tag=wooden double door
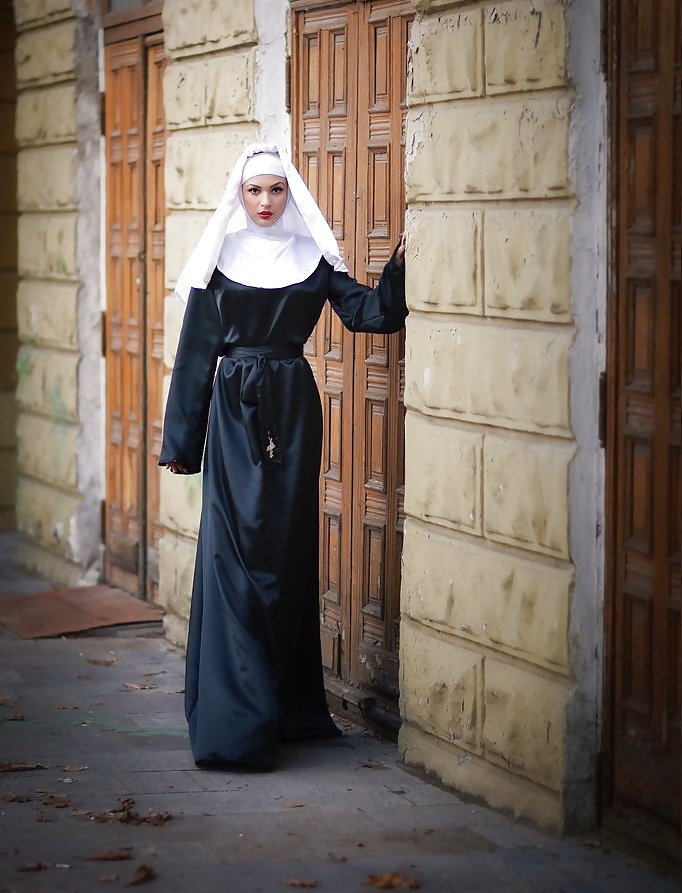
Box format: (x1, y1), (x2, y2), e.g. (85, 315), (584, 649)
(292, 0), (412, 721)
(104, 36), (166, 602)
(605, 0), (681, 856)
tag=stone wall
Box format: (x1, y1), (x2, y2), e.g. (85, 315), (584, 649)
(0, 0), (18, 531)
(399, 0), (600, 831)
(159, 0), (264, 646)
(13, 0), (101, 583)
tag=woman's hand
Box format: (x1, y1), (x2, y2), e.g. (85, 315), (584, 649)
(166, 461), (187, 475)
(394, 232), (407, 267)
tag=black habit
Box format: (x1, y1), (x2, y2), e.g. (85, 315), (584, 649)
(159, 254), (407, 769)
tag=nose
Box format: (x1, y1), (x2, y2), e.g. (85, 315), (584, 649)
(260, 192), (271, 208)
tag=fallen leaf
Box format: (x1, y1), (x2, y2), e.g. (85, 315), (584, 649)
(85, 849), (134, 862)
(2, 793), (33, 803)
(327, 852), (346, 862)
(582, 837), (602, 848)
(358, 760), (388, 770)
(143, 671), (166, 677)
(283, 802), (307, 809)
(8, 711), (25, 722)
(62, 765), (88, 772)
(363, 872), (421, 889)
(36, 815), (52, 823)
(87, 658), (116, 666)
(42, 793), (71, 808)
(283, 879), (318, 888)
(0, 761), (47, 774)
(123, 683), (158, 691)
(124, 864), (157, 886)
(0, 697), (15, 707)
(56, 705), (79, 710)
(18, 862), (50, 872)
(83, 797), (171, 826)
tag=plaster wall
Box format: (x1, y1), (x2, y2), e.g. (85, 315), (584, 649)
(399, 0), (604, 832)
(13, 0), (102, 583)
(159, 0), (290, 646)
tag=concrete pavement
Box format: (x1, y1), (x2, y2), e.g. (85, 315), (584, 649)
(0, 532), (677, 892)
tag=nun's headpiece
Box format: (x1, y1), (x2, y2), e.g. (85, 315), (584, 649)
(174, 143), (347, 301)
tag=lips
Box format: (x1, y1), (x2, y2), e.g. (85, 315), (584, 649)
(258, 211), (273, 219)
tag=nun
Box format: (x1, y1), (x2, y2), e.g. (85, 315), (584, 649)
(159, 143), (407, 770)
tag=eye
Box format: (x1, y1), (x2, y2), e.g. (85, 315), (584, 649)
(272, 186), (284, 194)
(246, 186), (260, 195)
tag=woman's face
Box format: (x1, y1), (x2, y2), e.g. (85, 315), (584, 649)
(241, 175), (289, 227)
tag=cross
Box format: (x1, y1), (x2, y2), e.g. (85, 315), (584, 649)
(266, 436), (276, 460)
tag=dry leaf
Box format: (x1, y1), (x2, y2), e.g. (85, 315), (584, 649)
(358, 760), (388, 770)
(0, 761), (47, 773)
(363, 872), (421, 889)
(18, 861), (50, 872)
(84, 797), (171, 826)
(124, 864), (157, 886)
(123, 683), (158, 691)
(42, 794), (71, 808)
(283, 879), (318, 888)
(62, 765), (88, 772)
(36, 815), (52, 823)
(3, 793), (33, 803)
(86, 849), (134, 862)
(87, 658), (116, 666)
(283, 802), (307, 809)
(582, 837), (602, 848)
(143, 671), (166, 677)
(8, 710), (25, 721)
(327, 852), (346, 862)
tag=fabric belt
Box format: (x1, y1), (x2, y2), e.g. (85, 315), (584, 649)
(220, 344), (303, 360)
(219, 344), (304, 470)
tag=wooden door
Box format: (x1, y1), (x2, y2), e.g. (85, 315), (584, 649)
(604, 0), (681, 857)
(104, 37), (167, 601)
(292, 0), (411, 721)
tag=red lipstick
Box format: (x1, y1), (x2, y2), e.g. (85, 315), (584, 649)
(258, 211), (273, 219)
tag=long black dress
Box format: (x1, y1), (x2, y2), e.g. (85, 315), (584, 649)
(159, 254), (407, 769)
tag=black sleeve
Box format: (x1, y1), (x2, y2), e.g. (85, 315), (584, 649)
(327, 251), (407, 334)
(158, 286), (222, 474)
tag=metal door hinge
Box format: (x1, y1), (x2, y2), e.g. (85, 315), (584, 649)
(598, 371), (608, 449)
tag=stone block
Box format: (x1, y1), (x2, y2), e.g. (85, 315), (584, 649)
(16, 412), (78, 488)
(411, 0), (474, 13)
(164, 50), (255, 130)
(165, 212), (212, 289)
(160, 463), (202, 538)
(16, 84), (77, 146)
(16, 21), (75, 87)
(17, 535), (81, 587)
(401, 518), (572, 669)
(483, 432), (575, 559)
(0, 104), (17, 153)
(18, 145), (76, 211)
(483, 207), (572, 321)
(0, 393), (18, 448)
(400, 619), (483, 752)
(165, 125), (258, 210)
(163, 0), (257, 59)
(405, 96), (570, 202)
(163, 611), (189, 649)
(409, 10), (483, 103)
(404, 412), (482, 535)
(158, 532), (195, 619)
(485, 0), (567, 94)
(163, 296), (187, 369)
(405, 208), (482, 314)
(483, 658), (571, 791)
(399, 723), (561, 830)
(15, 344), (79, 422)
(17, 280), (78, 348)
(16, 474), (79, 560)
(18, 213), (77, 279)
(404, 316), (572, 436)
(13, 0), (72, 28)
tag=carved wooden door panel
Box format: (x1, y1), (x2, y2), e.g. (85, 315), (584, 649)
(293, 0), (411, 718)
(104, 37), (166, 600)
(606, 0), (681, 853)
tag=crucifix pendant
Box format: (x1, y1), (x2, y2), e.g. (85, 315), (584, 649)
(266, 435), (276, 460)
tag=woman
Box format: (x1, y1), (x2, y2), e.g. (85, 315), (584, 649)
(159, 143), (407, 770)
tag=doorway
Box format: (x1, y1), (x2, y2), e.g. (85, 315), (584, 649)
(291, 0), (412, 724)
(603, 0), (681, 859)
(103, 34), (166, 603)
